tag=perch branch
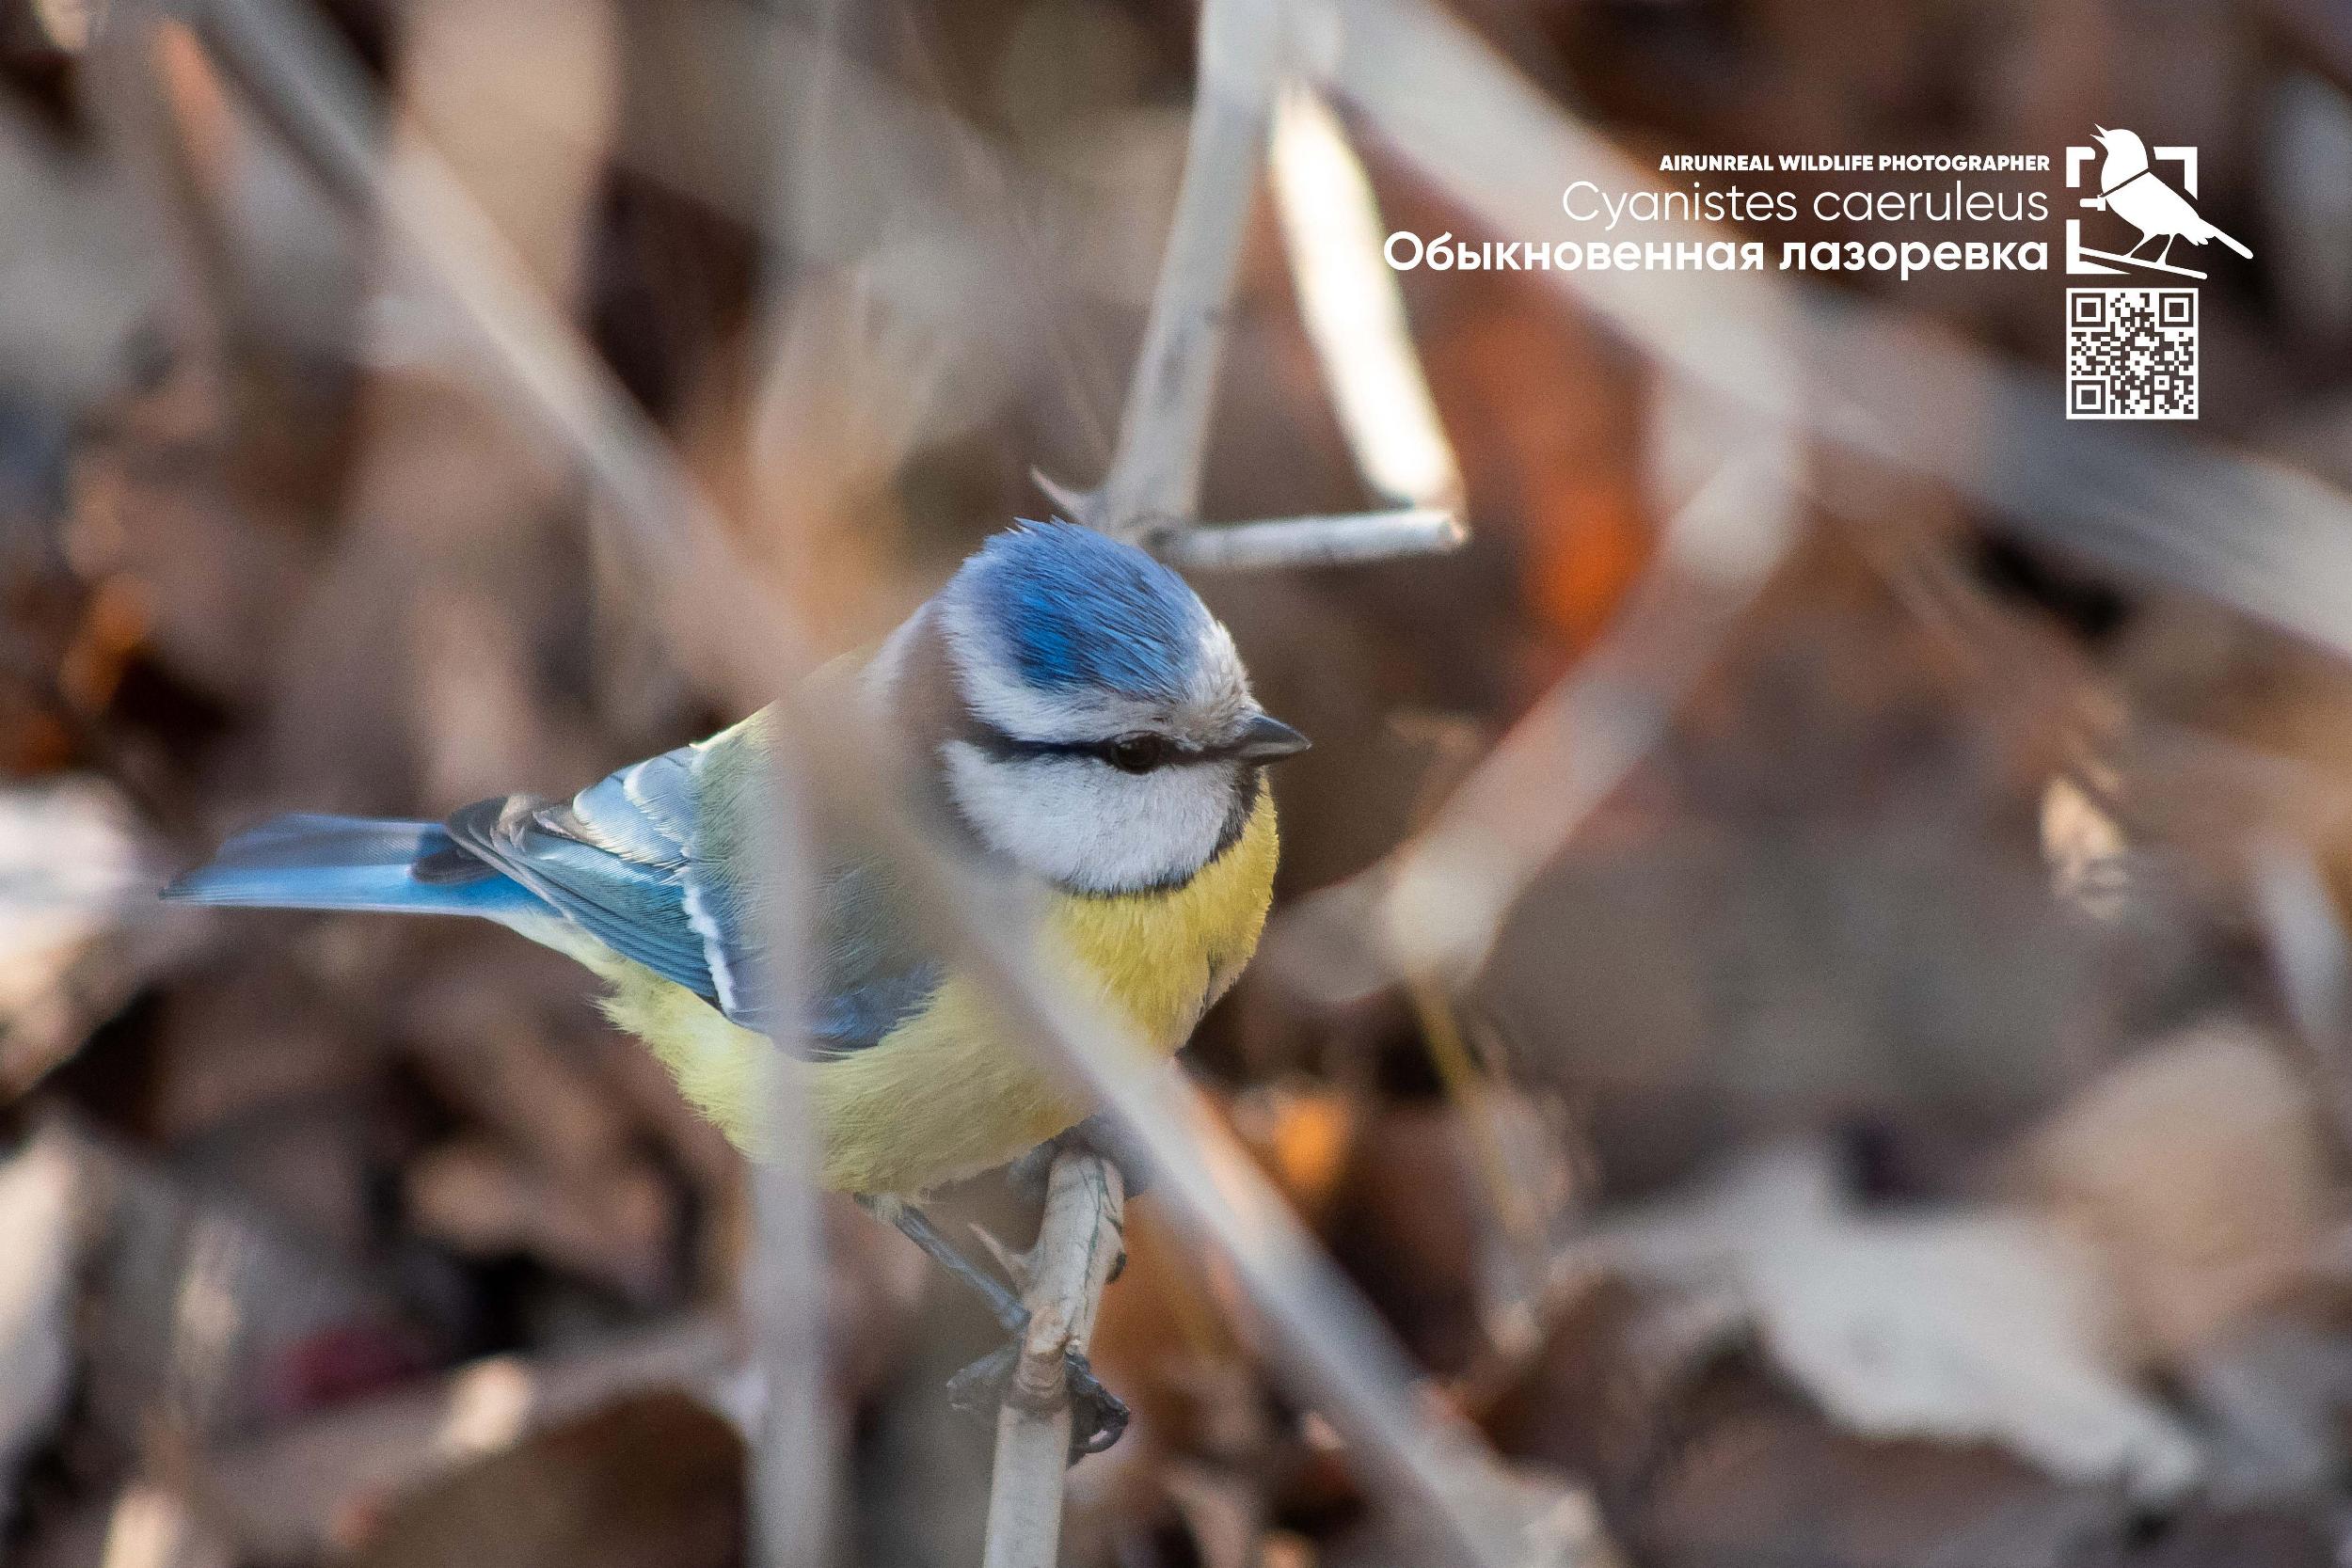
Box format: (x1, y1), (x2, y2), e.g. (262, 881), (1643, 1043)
(979, 1151), (1126, 1568)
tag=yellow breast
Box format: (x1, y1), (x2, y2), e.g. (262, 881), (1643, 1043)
(593, 790), (1279, 1196)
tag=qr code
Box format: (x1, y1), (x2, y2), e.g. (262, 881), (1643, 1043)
(2066, 288), (2197, 420)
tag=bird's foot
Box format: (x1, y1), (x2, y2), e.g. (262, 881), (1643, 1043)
(1012, 1112), (1154, 1210)
(859, 1195), (1130, 1458)
(946, 1335), (1131, 1462)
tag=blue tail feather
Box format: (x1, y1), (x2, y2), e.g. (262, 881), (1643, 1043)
(164, 814), (544, 921)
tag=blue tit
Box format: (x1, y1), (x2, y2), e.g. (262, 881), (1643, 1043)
(165, 519), (1309, 1205)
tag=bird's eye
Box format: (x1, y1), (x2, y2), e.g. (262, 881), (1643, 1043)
(1104, 733), (1168, 773)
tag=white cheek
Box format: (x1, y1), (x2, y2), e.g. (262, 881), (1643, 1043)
(942, 744), (1235, 892)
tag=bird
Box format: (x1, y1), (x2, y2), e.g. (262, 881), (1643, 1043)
(162, 518), (1311, 1454)
(2082, 126), (2251, 269)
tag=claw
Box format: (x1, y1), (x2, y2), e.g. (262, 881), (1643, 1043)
(945, 1341), (1020, 1416)
(1062, 1349), (1130, 1457)
(943, 1335), (1132, 1462)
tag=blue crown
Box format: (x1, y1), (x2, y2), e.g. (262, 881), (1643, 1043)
(959, 520), (1211, 703)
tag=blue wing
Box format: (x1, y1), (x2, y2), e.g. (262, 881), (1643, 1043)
(443, 714), (940, 1052)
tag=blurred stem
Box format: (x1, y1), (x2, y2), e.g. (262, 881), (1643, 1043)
(1405, 977), (1542, 1263)
(1269, 83), (1463, 515)
(740, 772), (834, 1568)
(2249, 840), (2352, 1160)
(980, 1151), (1126, 1568)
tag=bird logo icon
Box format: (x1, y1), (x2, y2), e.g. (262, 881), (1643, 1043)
(2068, 127), (2251, 278)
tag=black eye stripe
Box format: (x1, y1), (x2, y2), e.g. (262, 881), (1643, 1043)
(960, 721), (1238, 768)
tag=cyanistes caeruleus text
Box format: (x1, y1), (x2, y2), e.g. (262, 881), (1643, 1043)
(164, 520), (1309, 1451)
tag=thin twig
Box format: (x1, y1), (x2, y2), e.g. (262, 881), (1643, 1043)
(1089, 0), (1281, 541)
(1062, 0), (1466, 570)
(1149, 508), (1464, 570)
(980, 1151), (1126, 1568)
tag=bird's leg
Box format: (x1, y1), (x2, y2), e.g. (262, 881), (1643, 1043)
(2122, 232), (2153, 258)
(2155, 233), (2175, 266)
(860, 1195), (1025, 1330)
(857, 1195), (1130, 1460)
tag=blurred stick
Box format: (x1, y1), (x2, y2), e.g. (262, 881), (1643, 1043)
(1269, 82), (1462, 516)
(1308, 442), (1793, 992)
(4, 0), (94, 52)
(2249, 840), (2352, 1157)
(165, 1), (835, 1560)
(739, 771), (833, 1568)
(740, 14), (842, 1567)
(980, 1152), (1125, 1568)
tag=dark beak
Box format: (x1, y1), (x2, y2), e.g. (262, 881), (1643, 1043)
(1234, 713), (1311, 762)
